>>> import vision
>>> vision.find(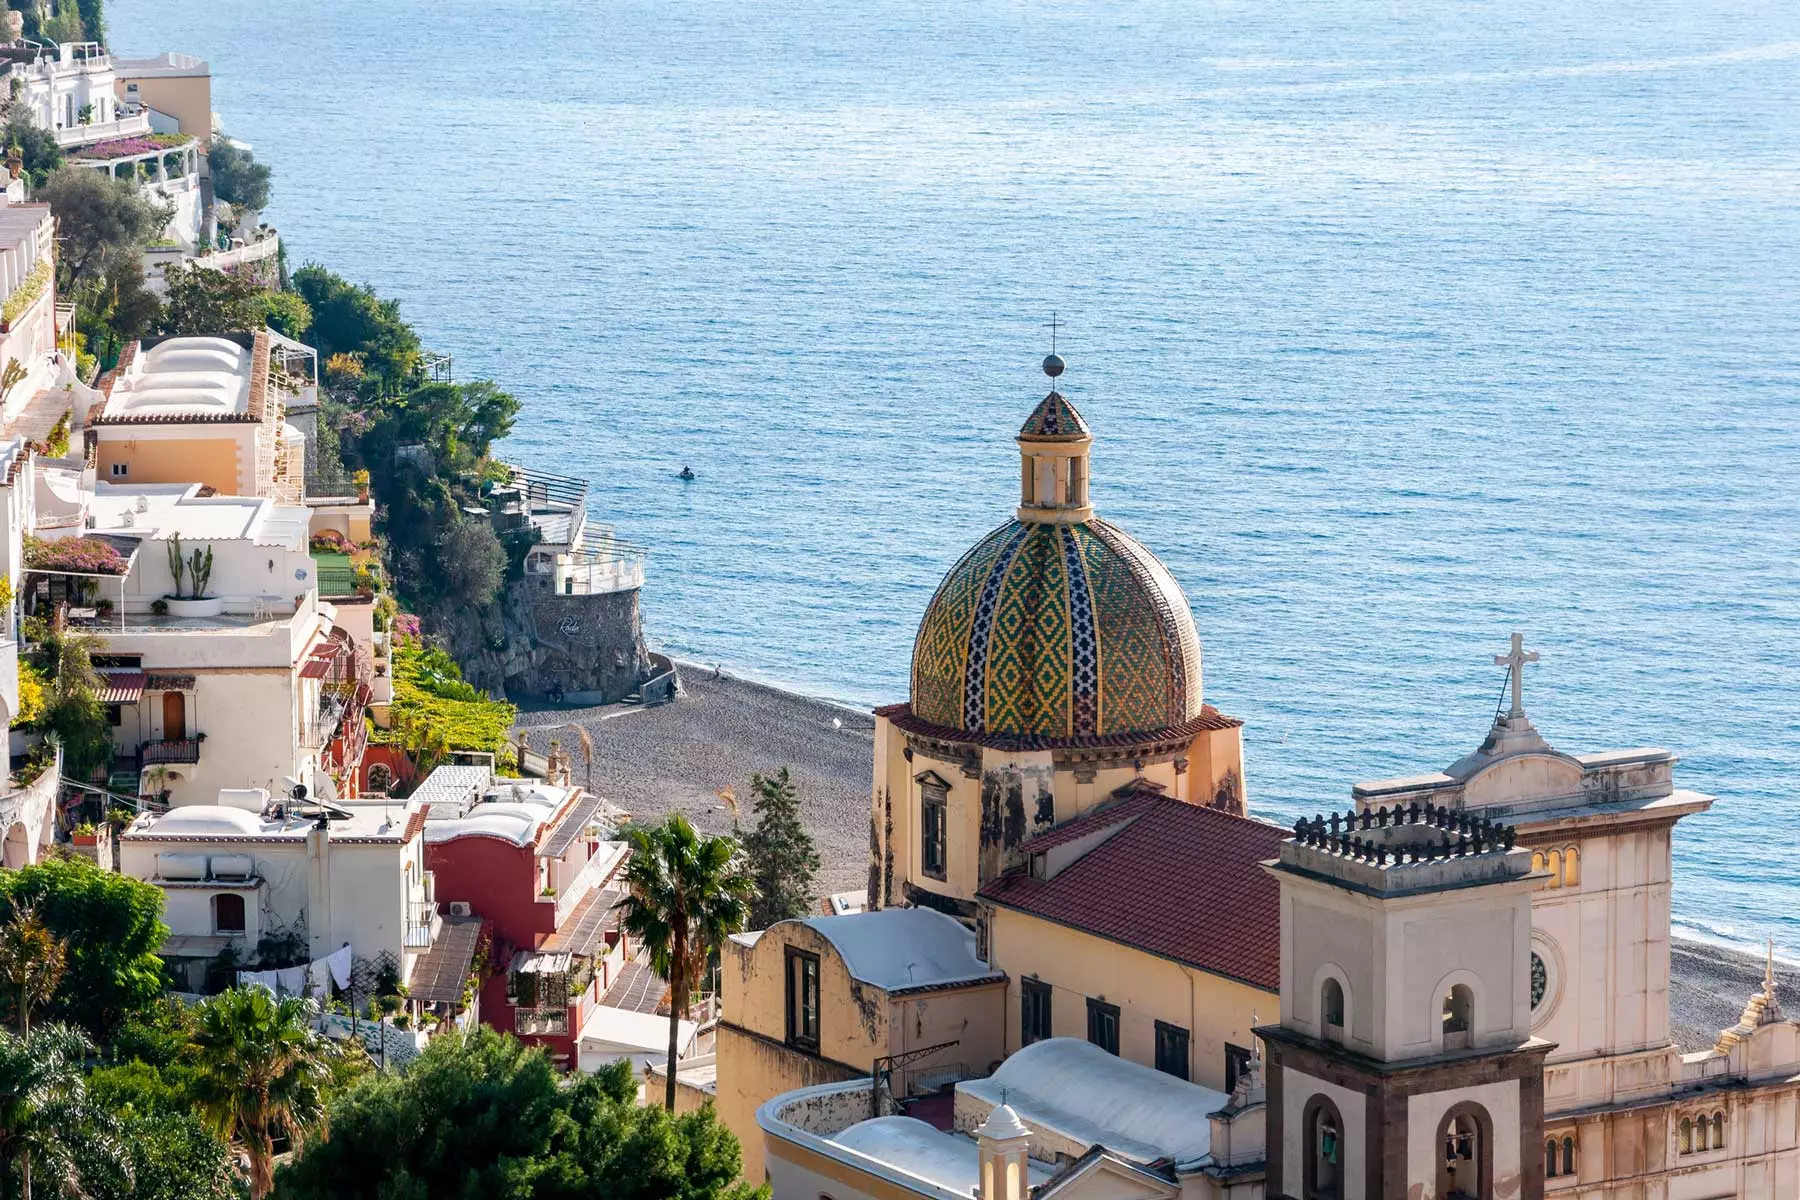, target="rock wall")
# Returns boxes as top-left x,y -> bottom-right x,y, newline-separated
435,577 -> 651,702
